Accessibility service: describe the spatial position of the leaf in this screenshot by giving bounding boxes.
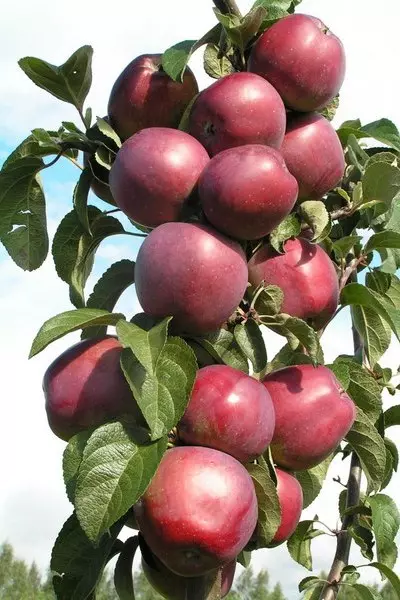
[364,231,400,254]
[114,536,138,600]
[337,119,400,152]
[298,577,323,593]
[51,512,123,600]
[294,456,332,509]
[1,133,60,168]
[73,168,93,234]
[0,156,48,270]
[269,214,301,253]
[366,271,400,308]
[252,0,292,28]
[214,6,267,50]
[332,235,362,260]
[298,201,332,243]
[117,317,171,374]
[29,308,124,357]
[368,494,400,569]
[345,407,386,493]
[203,44,234,79]
[266,343,314,374]
[63,430,92,503]
[246,463,280,549]
[368,563,400,593]
[319,94,340,122]
[351,306,392,369]
[234,319,267,375]
[251,284,283,317]
[194,329,249,373]
[19,45,93,110]
[348,524,375,561]
[272,314,322,363]
[162,25,221,82]
[362,162,400,210]
[237,550,252,568]
[287,520,315,570]
[96,117,121,149]
[351,584,383,599]
[75,421,167,541]
[384,405,400,429]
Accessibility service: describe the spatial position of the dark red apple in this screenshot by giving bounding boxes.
[188,72,286,156]
[135,222,248,335]
[248,14,346,112]
[270,469,303,545]
[263,364,356,470]
[248,237,339,329]
[108,54,198,140]
[109,128,209,228]
[135,446,258,576]
[177,365,275,462]
[43,337,142,441]
[199,145,298,240]
[282,113,345,200]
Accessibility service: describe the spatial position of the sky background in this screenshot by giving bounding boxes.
[1,0,400,595]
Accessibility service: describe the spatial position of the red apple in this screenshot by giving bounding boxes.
[263,364,356,470]
[188,72,286,156]
[270,469,303,545]
[43,337,142,441]
[248,14,346,112]
[248,237,339,329]
[109,128,209,228]
[108,54,198,140]
[178,365,275,462]
[282,113,345,200]
[199,145,298,240]
[135,446,258,576]
[135,222,248,335]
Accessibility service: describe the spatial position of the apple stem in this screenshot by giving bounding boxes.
[212,0,242,18]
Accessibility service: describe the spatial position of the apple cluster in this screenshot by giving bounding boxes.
[42,12,358,598]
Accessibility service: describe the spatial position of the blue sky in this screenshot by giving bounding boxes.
[1,0,400,595]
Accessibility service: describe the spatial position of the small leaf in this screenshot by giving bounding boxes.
[75,421,167,541]
[266,343,314,374]
[203,44,234,79]
[298,576,323,593]
[272,314,323,363]
[294,456,332,509]
[384,405,400,429]
[1,133,61,168]
[194,329,249,373]
[348,524,375,561]
[368,494,400,569]
[63,430,91,503]
[351,306,392,369]
[319,94,340,121]
[269,214,301,253]
[287,520,315,570]
[237,550,251,568]
[19,45,93,110]
[337,118,400,152]
[73,168,93,234]
[29,308,125,357]
[114,536,139,600]
[246,463,280,549]
[250,284,283,317]
[214,6,267,50]
[332,235,362,260]
[96,117,121,148]
[234,319,267,375]
[298,201,331,243]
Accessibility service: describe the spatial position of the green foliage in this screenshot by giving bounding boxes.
[246,462,281,549]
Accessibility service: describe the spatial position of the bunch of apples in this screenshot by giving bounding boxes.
[43,12,357,599]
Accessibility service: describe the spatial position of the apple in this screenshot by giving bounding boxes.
[188,72,286,156]
[281,113,345,200]
[43,337,143,441]
[177,364,275,462]
[248,14,346,112]
[263,364,356,470]
[108,54,198,140]
[198,145,298,240]
[140,535,236,598]
[135,222,248,335]
[135,446,258,576]
[270,469,303,545]
[248,237,339,329]
[109,128,209,228]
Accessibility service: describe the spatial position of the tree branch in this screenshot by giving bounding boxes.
[212,0,242,17]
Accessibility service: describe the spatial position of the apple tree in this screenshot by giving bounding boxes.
[0,0,399,598]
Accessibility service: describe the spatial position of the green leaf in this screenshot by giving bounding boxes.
[298,201,331,243]
[362,162,400,210]
[246,463,280,549]
[252,0,292,28]
[117,317,171,374]
[337,119,400,152]
[366,271,400,308]
[351,306,392,369]
[237,550,252,568]
[75,421,167,541]
[63,430,92,503]
[29,308,124,357]
[234,319,267,375]
[0,156,48,270]
[287,520,315,570]
[348,524,375,561]
[319,94,340,122]
[203,44,234,79]
[272,314,322,363]
[368,563,400,593]
[51,512,123,600]
[265,343,314,374]
[298,577,323,593]
[332,235,362,260]
[269,213,301,253]
[194,329,249,373]
[1,133,60,168]
[250,284,283,317]
[114,536,138,600]
[96,117,121,149]
[368,494,399,569]
[384,405,400,429]
[294,456,332,509]
[162,25,221,82]
[345,407,386,493]
[19,45,93,110]
[382,437,398,490]
[364,231,400,254]
[351,584,383,599]
[73,168,93,234]
[214,6,267,50]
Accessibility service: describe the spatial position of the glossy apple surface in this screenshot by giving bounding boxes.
[135,446,258,576]
[270,469,303,545]
[263,364,356,470]
[248,13,345,111]
[199,144,298,240]
[178,365,275,462]
[135,222,248,335]
[188,72,286,156]
[248,237,339,329]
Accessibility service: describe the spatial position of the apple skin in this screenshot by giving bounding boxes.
[135,446,258,576]
[43,337,142,441]
[248,14,345,112]
[248,237,339,329]
[262,364,356,471]
[177,365,275,462]
[108,54,198,141]
[270,469,303,545]
[109,127,209,228]
[188,72,286,156]
[199,145,298,240]
[135,222,248,335]
[141,536,236,599]
[281,113,345,200]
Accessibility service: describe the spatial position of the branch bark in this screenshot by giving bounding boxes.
[212,0,242,17]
